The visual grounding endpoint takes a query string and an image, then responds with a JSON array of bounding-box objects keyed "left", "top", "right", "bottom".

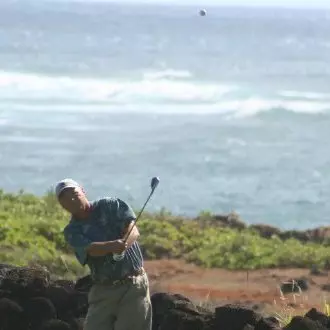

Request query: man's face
[{"left": 58, "top": 186, "right": 88, "bottom": 215}]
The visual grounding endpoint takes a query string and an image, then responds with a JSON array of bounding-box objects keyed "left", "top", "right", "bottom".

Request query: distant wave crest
[{"left": 0, "top": 70, "right": 329, "bottom": 117}]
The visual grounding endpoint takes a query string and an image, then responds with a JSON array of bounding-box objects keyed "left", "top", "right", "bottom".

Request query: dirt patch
[{"left": 145, "top": 259, "right": 330, "bottom": 314}]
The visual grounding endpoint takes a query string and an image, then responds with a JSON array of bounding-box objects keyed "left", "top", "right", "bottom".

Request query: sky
[{"left": 77, "top": 0, "right": 330, "bottom": 8}]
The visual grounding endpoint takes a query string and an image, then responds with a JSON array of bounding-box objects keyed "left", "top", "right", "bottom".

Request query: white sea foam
[{"left": 0, "top": 70, "right": 329, "bottom": 117}]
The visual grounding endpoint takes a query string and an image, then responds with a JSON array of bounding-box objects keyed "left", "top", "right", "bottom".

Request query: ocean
[{"left": 0, "top": 0, "right": 330, "bottom": 230}]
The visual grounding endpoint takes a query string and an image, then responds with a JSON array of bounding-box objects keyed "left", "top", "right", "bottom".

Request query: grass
[
  {"left": 1, "top": 189, "right": 330, "bottom": 280},
  {"left": 272, "top": 288, "right": 330, "bottom": 327}
]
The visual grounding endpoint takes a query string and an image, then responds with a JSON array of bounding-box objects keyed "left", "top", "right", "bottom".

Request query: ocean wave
[
  {"left": 219, "top": 98, "right": 330, "bottom": 118},
  {"left": 0, "top": 70, "right": 235, "bottom": 104},
  {"left": 142, "top": 69, "right": 193, "bottom": 80},
  {"left": 4, "top": 100, "right": 330, "bottom": 118},
  {"left": 277, "top": 90, "right": 330, "bottom": 101},
  {"left": 0, "top": 70, "right": 329, "bottom": 117}
]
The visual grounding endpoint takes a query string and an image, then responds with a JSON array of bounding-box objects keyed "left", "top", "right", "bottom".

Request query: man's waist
[{"left": 92, "top": 267, "right": 145, "bottom": 286}]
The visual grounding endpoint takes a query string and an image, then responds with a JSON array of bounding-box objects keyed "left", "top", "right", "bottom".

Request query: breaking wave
[{"left": 0, "top": 70, "right": 329, "bottom": 117}]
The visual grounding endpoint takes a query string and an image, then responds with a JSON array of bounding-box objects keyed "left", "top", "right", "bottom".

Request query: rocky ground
[{"left": 2, "top": 262, "right": 330, "bottom": 330}]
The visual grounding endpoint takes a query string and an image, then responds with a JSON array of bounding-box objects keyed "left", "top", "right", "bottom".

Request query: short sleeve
[
  {"left": 63, "top": 225, "right": 93, "bottom": 266},
  {"left": 116, "top": 199, "right": 136, "bottom": 231},
  {"left": 101, "top": 197, "right": 136, "bottom": 236}
]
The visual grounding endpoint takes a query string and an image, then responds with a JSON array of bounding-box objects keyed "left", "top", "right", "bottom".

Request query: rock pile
[
  {"left": 0, "top": 264, "right": 329, "bottom": 330},
  {"left": 0, "top": 264, "right": 87, "bottom": 330}
]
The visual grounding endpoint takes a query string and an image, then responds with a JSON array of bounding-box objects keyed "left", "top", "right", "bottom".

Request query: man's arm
[
  {"left": 64, "top": 226, "right": 127, "bottom": 262},
  {"left": 86, "top": 240, "right": 127, "bottom": 257},
  {"left": 122, "top": 221, "right": 140, "bottom": 249},
  {"left": 115, "top": 199, "right": 141, "bottom": 247}
]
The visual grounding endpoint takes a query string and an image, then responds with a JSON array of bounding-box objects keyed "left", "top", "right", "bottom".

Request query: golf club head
[{"left": 150, "top": 176, "right": 160, "bottom": 191}]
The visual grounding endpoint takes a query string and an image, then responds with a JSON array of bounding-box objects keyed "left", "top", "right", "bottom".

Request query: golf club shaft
[{"left": 123, "top": 188, "right": 155, "bottom": 243}]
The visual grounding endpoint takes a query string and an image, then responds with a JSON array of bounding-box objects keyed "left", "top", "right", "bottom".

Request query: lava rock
[
  {"left": 74, "top": 275, "right": 92, "bottom": 292},
  {"left": 0, "top": 297, "right": 26, "bottom": 330},
  {"left": 40, "top": 319, "right": 72, "bottom": 330},
  {"left": 320, "top": 284, "right": 330, "bottom": 291},
  {"left": 24, "top": 297, "right": 57, "bottom": 329},
  {"left": 305, "top": 308, "right": 330, "bottom": 328},
  {"left": 280, "top": 278, "right": 309, "bottom": 293},
  {"left": 255, "top": 316, "right": 281, "bottom": 330},
  {"left": 283, "top": 316, "right": 327, "bottom": 330},
  {"left": 151, "top": 292, "right": 213, "bottom": 330},
  {"left": 215, "top": 304, "right": 262, "bottom": 330}
]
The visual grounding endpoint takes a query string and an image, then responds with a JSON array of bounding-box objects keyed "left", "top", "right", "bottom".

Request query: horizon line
[{"left": 38, "top": 0, "right": 330, "bottom": 10}]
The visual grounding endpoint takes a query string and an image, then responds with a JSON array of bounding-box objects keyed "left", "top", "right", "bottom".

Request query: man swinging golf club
[{"left": 55, "top": 177, "right": 159, "bottom": 330}]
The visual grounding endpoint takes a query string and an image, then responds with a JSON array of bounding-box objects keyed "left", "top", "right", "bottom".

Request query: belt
[{"left": 94, "top": 267, "right": 145, "bottom": 286}]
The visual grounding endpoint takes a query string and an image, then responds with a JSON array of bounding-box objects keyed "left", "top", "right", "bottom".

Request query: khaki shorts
[{"left": 84, "top": 272, "right": 152, "bottom": 330}]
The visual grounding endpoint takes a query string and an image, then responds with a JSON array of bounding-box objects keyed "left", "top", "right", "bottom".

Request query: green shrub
[{"left": 1, "top": 189, "right": 329, "bottom": 278}]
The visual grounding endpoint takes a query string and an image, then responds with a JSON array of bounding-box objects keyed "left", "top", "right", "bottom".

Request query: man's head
[{"left": 55, "top": 179, "right": 90, "bottom": 217}]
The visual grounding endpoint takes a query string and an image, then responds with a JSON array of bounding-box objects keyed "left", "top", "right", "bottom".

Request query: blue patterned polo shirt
[{"left": 63, "top": 197, "right": 143, "bottom": 283}]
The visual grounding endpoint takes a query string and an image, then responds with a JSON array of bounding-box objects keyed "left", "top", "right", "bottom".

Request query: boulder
[
  {"left": 215, "top": 303, "right": 262, "bottom": 330},
  {"left": 213, "top": 212, "right": 247, "bottom": 230},
  {"left": 151, "top": 292, "right": 214, "bottom": 330},
  {"left": 305, "top": 308, "right": 330, "bottom": 328},
  {"left": 0, "top": 297, "right": 26, "bottom": 330},
  {"left": 250, "top": 224, "right": 282, "bottom": 239},
  {"left": 283, "top": 316, "right": 328, "bottom": 330},
  {"left": 255, "top": 316, "right": 281, "bottom": 330},
  {"left": 23, "top": 297, "right": 57, "bottom": 329},
  {"left": 280, "top": 278, "right": 309, "bottom": 294},
  {"left": 40, "top": 319, "right": 72, "bottom": 330}
]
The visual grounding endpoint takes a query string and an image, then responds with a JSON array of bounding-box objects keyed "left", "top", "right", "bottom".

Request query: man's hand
[{"left": 111, "top": 239, "right": 128, "bottom": 254}]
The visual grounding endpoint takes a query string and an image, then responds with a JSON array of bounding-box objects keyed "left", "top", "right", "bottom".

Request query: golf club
[{"left": 112, "top": 176, "right": 160, "bottom": 261}]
